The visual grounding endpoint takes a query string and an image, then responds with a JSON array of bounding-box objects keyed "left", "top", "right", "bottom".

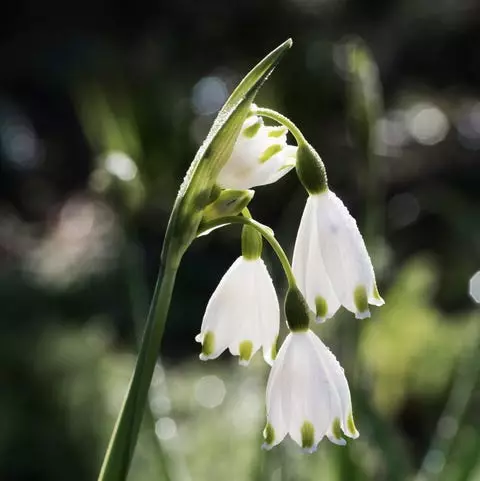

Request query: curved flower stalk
[
  {"left": 196, "top": 254, "right": 279, "bottom": 365},
  {"left": 263, "top": 329, "right": 359, "bottom": 452},
  {"left": 292, "top": 189, "right": 384, "bottom": 322},
  {"left": 217, "top": 112, "right": 297, "bottom": 189},
  {"left": 255, "top": 108, "right": 384, "bottom": 322}
]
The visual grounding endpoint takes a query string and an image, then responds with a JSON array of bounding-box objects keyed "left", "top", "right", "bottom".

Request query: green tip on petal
[
  {"left": 347, "top": 412, "right": 359, "bottom": 438},
  {"left": 263, "top": 423, "right": 275, "bottom": 446},
  {"left": 268, "top": 126, "right": 288, "bottom": 138},
  {"left": 243, "top": 119, "right": 262, "bottom": 138},
  {"left": 332, "top": 418, "right": 342, "bottom": 440},
  {"left": 278, "top": 162, "right": 295, "bottom": 172},
  {"left": 201, "top": 331, "right": 215, "bottom": 357},
  {"left": 354, "top": 285, "right": 369, "bottom": 316},
  {"left": 328, "top": 417, "right": 346, "bottom": 446},
  {"left": 372, "top": 283, "right": 385, "bottom": 305},
  {"left": 315, "top": 296, "right": 328, "bottom": 321},
  {"left": 271, "top": 336, "right": 278, "bottom": 361},
  {"left": 259, "top": 144, "right": 283, "bottom": 163},
  {"left": 301, "top": 421, "right": 315, "bottom": 451},
  {"left": 239, "top": 340, "right": 253, "bottom": 365}
]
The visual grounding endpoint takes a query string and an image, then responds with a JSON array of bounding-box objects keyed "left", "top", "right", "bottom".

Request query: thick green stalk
[
  {"left": 122, "top": 242, "right": 180, "bottom": 481},
  {"left": 98, "top": 255, "right": 180, "bottom": 481}
]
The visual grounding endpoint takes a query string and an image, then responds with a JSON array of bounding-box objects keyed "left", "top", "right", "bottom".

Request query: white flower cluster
[{"left": 196, "top": 110, "right": 383, "bottom": 452}]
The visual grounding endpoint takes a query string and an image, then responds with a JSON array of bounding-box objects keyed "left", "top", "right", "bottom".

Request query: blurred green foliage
[{"left": 1, "top": 0, "right": 480, "bottom": 480}]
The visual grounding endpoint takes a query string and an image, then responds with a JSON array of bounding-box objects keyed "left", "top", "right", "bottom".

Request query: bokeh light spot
[
  {"left": 406, "top": 103, "right": 449, "bottom": 145},
  {"left": 0, "top": 115, "right": 40, "bottom": 169},
  {"left": 376, "top": 110, "right": 409, "bottom": 151},
  {"left": 104, "top": 151, "right": 138, "bottom": 181},
  {"left": 468, "top": 271, "right": 480, "bottom": 303},
  {"left": 456, "top": 102, "right": 480, "bottom": 150},
  {"left": 149, "top": 392, "right": 171, "bottom": 416},
  {"left": 194, "top": 375, "right": 226, "bottom": 409},
  {"left": 423, "top": 449, "right": 445, "bottom": 475},
  {"left": 192, "top": 76, "right": 228, "bottom": 116},
  {"left": 155, "top": 417, "right": 177, "bottom": 441}
]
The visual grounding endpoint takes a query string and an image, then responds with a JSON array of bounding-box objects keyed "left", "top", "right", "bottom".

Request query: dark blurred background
[{"left": 1, "top": 1, "right": 479, "bottom": 480}]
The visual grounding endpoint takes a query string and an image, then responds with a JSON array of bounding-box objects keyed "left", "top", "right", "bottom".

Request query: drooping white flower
[
  {"left": 216, "top": 114, "right": 297, "bottom": 190},
  {"left": 263, "top": 330, "right": 359, "bottom": 452},
  {"left": 196, "top": 256, "right": 279, "bottom": 365},
  {"left": 292, "top": 190, "right": 384, "bottom": 322}
]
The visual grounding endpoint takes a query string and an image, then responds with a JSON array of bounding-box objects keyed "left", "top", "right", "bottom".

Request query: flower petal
[
  {"left": 314, "top": 191, "right": 377, "bottom": 318},
  {"left": 311, "top": 331, "right": 359, "bottom": 439},
  {"left": 264, "top": 330, "right": 357, "bottom": 451},
  {"left": 292, "top": 197, "right": 340, "bottom": 322},
  {"left": 264, "top": 334, "right": 292, "bottom": 448},
  {"left": 199, "top": 256, "right": 279, "bottom": 365}
]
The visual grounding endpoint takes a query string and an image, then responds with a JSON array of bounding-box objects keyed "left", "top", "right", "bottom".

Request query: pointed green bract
[
  {"left": 201, "top": 189, "right": 254, "bottom": 224},
  {"left": 301, "top": 421, "right": 315, "bottom": 449},
  {"left": 162, "top": 38, "right": 293, "bottom": 266}
]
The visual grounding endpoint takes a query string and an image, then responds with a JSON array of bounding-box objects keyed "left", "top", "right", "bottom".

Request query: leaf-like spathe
[{"left": 163, "top": 39, "right": 293, "bottom": 264}]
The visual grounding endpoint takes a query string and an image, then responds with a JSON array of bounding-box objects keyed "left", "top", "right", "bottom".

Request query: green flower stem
[
  {"left": 256, "top": 108, "right": 329, "bottom": 194},
  {"left": 255, "top": 107, "right": 307, "bottom": 146},
  {"left": 98, "top": 256, "right": 180, "bottom": 481},
  {"left": 198, "top": 215, "right": 296, "bottom": 288}
]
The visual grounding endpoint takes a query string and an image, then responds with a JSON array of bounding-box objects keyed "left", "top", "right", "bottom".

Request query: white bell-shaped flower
[
  {"left": 292, "top": 190, "right": 384, "bottom": 322},
  {"left": 217, "top": 114, "right": 297, "bottom": 190},
  {"left": 263, "top": 330, "right": 359, "bottom": 452},
  {"left": 196, "top": 256, "right": 279, "bottom": 365}
]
